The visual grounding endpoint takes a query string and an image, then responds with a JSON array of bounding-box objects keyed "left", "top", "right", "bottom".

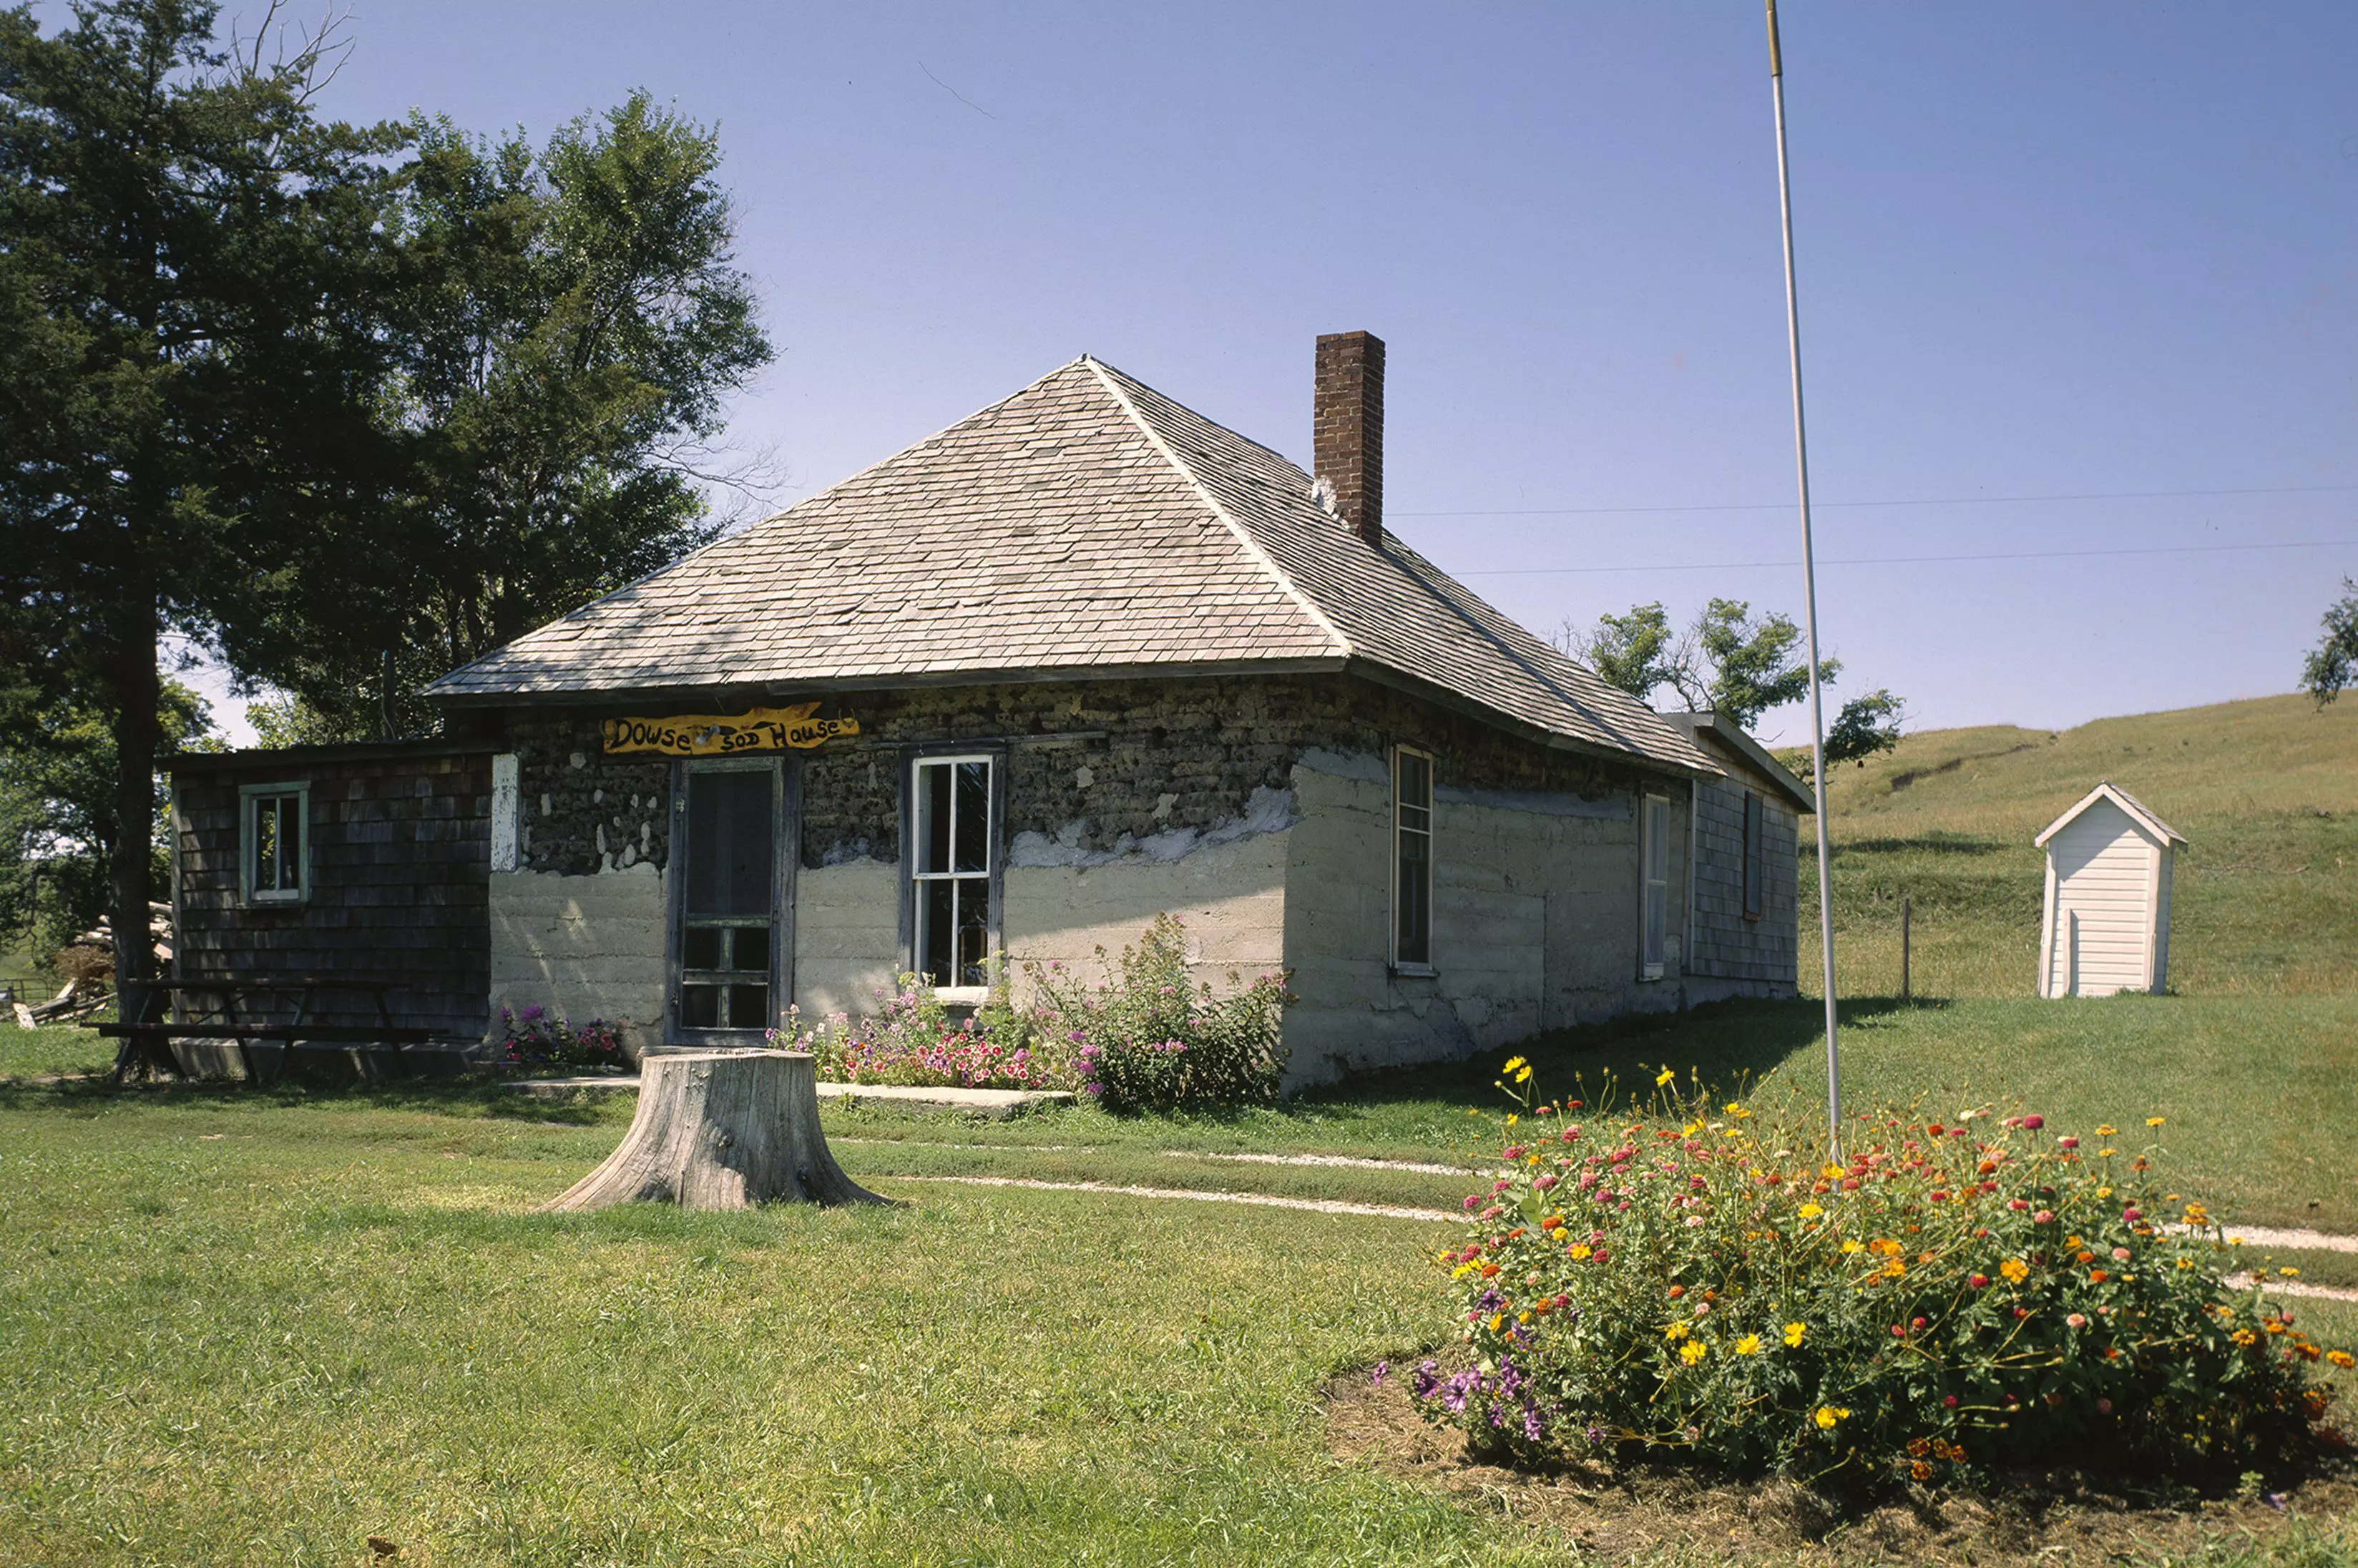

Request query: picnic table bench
[{"left": 99, "top": 976, "right": 447, "bottom": 1086}]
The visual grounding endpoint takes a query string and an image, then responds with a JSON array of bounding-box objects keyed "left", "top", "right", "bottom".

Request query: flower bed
[
  {"left": 497, "top": 1005, "right": 629, "bottom": 1072},
  {"left": 769, "top": 977, "right": 1063, "bottom": 1091},
  {"left": 1414, "top": 1062, "right": 2349, "bottom": 1491}
]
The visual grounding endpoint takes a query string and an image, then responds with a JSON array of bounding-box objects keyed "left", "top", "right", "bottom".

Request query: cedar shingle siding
[
  {"left": 172, "top": 745, "right": 494, "bottom": 1034},
  {"left": 1687, "top": 774, "right": 1800, "bottom": 984}
]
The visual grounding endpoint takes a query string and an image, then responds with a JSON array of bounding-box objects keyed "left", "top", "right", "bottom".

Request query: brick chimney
[{"left": 1313, "top": 330, "right": 1385, "bottom": 548}]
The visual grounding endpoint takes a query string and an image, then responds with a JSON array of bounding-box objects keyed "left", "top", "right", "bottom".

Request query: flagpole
[{"left": 1766, "top": 0, "right": 1844, "bottom": 1159}]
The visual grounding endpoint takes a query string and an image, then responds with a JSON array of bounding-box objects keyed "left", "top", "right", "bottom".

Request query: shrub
[
  {"left": 1026, "top": 913, "right": 1288, "bottom": 1113},
  {"left": 768, "top": 969, "right": 1065, "bottom": 1091},
  {"left": 497, "top": 1004, "right": 628, "bottom": 1072},
  {"left": 1414, "top": 1063, "right": 2348, "bottom": 1491}
]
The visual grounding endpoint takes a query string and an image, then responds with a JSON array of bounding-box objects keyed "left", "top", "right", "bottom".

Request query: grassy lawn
[
  {"left": 1793, "top": 694, "right": 2358, "bottom": 999},
  {"left": 6, "top": 1077, "right": 2358, "bottom": 1567},
  {"left": 0, "top": 1019, "right": 119, "bottom": 1081}
]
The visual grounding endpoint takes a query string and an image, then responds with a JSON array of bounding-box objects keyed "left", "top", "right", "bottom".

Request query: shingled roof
[{"left": 427, "top": 357, "right": 1713, "bottom": 775}]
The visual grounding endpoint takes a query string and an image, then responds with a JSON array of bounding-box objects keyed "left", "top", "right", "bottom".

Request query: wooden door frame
[{"left": 664, "top": 754, "right": 801, "bottom": 1047}]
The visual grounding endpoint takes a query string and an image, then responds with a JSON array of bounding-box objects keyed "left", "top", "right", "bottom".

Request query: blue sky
[{"left": 184, "top": 2, "right": 2358, "bottom": 745}]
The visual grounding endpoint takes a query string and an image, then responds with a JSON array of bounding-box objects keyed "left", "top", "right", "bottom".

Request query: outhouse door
[{"left": 667, "top": 756, "right": 798, "bottom": 1044}]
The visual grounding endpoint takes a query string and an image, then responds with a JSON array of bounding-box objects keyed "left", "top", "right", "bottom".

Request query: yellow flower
[
  {"left": 2097, "top": 1186, "right": 2113, "bottom": 1198},
  {"left": 2329, "top": 1351, "right": 2354, "bottom": 1369},
  {"left": 1882, "top": 1259, "right": 1907, "bottom": 1278},
  {"left": 2000, "top": 1258, "right": 2030, "bottom": 1284},
  {"left": 1570, "top": 1244, "right": 1593, "bottom": 1260},
  {"left": 1503, "top": 1056, "right": 1527, "bottom": 1074},
  {"left": 1798, "top": 1203, "right": 1824, "bottom": 1220},
  {"left": 1734, "top": 1334, "right": 1763, "bottom": 1356},
  {"left": 1452, "top": 1264, "right": 1475, "bottom": 1280},
  {"left": 1506, "top": 1114, "right": 1519, "bottom": 1127},
  {"left": 2096, "top": 1124, "right": 2118, "bottom": 1137},
  {"left": 1841, "top": 1240, "right": 1865, "bottom": 1255},
  {"left": 2147, "top": 1117, "right": 2166, "bottom": 1128},
  {"left": 1814, "top": 1405, "right": 1846, "bottom": 1430},
  {"left": 1680, "top": 1340, "right": 1707, "bottom": 1365},
  {"left": 1516, "top": 1065, "right": 1533, "bottom": 1084},
  {"left": 1784, "top": 1322, "right": 1806, "bottom": 1347},
  {"left": 1519, "top": 1310, "right": 1534, "bottom": 1324},
  {"left": 2281, "top": 1268, "right": 2302, "bottom": 1278},
  {"left": 1489, "top": 1313, "right": 1506, "bottom": 1333},
  {"left": 1664, "top": 1321, "right": 1691, "bottom": 1341},
  {"left": 1655, "top": 1067, "right": 1678, "bottom": 1087},
  {"left": 1822, "top": 1165, "right": 1845, "bottom": 1181}
]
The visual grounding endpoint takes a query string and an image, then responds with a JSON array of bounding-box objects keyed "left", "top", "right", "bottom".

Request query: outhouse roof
[
  {"left": 425, "top": 356, "right": 1714, "bottom": 776},
  {"left": 2033, "top": 781, "right": 2187, "bottom": 849}
]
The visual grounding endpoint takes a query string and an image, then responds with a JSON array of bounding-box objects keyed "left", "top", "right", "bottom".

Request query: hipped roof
[{"left": 426, "top": 356, "right": 1713, "bottom": 776}]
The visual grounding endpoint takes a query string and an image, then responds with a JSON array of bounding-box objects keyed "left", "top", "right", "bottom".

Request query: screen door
[{"left": 675, "top": 762, "right": 781, "bottom": 1034}]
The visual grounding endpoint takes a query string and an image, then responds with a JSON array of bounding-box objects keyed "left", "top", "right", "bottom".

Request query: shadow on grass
[
  {"left": 0, "top": 1070, "right": 628, "bottom": 1127},
  {"left": 1836, "top": 831, "right": 2008, "bottom": 857},
  {"left": 1289, "top": 996, "right": 1943, "bottom": 1121}
]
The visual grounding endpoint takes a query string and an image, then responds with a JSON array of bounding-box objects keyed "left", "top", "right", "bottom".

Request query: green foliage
[
  {"left": 1825, "top": 687, "right": 1909, "bottom": 766},
  {"left": 772, "top": 966, "right": 1070, "bottom": 1090},
  {"left": 2301, "top": 577, "right": 2358, "bottom": 707},
  {"left": 254, "top": 96, "right": 774, "bottom": 737},
  {"left": 0, "top": 0, "right": 404, "bottom": 989},
  {"left": 1029, "top": 913, "right": 1290, "bottom": 1113},
  {"left": 0, "top": 678, "right": 216, "bottom": 957},
  {"left": 1566, "top": 602, "right": 1678, "bottom": 701},
  {"left": 1564, "top": 597, "right": 1877, "bottom": 735},
  {"left": 1417, "top": 1069, "right": 2348, "bottom": 1491}
]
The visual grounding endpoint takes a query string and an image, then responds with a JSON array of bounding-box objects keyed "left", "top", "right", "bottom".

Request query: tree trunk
[
  {"left": 546, "top": 1050, "right": 885, "bottom": 1212},
  {"left": 108, "top": 591, "right": 160, "bottom": 1032}
]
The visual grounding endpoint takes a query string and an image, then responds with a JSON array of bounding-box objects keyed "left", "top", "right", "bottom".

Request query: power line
[
  {"left": 1396, "top": 481, "right": 2358, "bottom": 520},
  {"left": 1453, "top": 536, "right": 2358, "bottom": 577}
]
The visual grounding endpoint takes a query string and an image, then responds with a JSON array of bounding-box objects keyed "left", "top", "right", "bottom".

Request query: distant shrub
[
  {"left": 1414, "top": 1065, "right": 2348, "bottom": 1491},
  {"left": 1027, "top": 913, "right": 1288, "bottom": 1113},
  {"left": 770, "top": 969, "right": 1065, "bottom": 1092},
  {"left": 497, "top": 1005, "right": 628, "bottom": 1072}
]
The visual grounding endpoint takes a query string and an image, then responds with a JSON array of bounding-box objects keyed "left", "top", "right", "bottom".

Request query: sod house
[{"left": 172, "top": 334, "right": 1809, "bottom": 1083}]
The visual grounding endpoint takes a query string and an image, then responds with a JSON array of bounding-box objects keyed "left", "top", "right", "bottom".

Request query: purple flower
[{"left": 1371, "top": 1361, "right": 1389, "bottom": 1386}]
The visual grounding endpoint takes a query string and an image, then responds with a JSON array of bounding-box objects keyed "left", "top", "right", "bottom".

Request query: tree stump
[{"left": 545, "top": 1049, "right": 885, "bottom": 1212}]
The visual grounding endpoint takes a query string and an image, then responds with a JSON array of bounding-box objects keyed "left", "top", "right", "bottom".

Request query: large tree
[
  {"left": 0, "top": 0, "right": 401, "bottom": 1012},
  {"left": 1562, "top": 597, "right": 1905, "bottom": 761},
  {"left": 241, "top": 97, "right": 773, "bottom": 738}
]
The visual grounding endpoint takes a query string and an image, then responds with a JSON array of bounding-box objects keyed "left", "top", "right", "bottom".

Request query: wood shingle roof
[{"left": 427, "top": 356, "right": 1713, "bottom": 775}]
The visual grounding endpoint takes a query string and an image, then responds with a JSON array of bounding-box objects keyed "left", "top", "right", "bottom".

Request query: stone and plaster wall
[
  {"left": 482, "top": 672, "right": 1698, "bottom": 1065},
  {"left": 1280, "top": 750, "right": 1688, "bottom": 1087},
  {"left": 486, "top": 866, "right": 668, "bottom": 1057}
]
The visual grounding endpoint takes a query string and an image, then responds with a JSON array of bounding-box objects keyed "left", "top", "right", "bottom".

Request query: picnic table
[{"left": 98, "top": 976, "right": 444, "bottom": 1086}]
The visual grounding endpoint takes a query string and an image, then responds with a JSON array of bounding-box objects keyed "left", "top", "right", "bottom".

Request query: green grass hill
[{"left": 1791, "top": 692, "right": 2358, "bottom": 999}]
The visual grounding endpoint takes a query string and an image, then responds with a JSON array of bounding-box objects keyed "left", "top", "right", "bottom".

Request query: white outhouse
[{"left": 2034, "top": 783, "right": 2186, "bottom": 999}]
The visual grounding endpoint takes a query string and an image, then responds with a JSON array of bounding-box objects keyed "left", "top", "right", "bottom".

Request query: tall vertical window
[
  {"left": 679, "top": 764, "right": 776, "bottom": 1032},
  {"left": 1742, "top": 792, "right": 1766, "bottom": 921},
  {"left": 914, "top": 755, "right": 993, "bottom": 989},
  {"left": 242, "top": 784, "right": 308, "bottom": 904},
  {"left": 1392, "top": 747, "right": 1433, "bottom": 969},
  {"left": 1640, "top": 793, "right": 1670, "bottom": 979}
]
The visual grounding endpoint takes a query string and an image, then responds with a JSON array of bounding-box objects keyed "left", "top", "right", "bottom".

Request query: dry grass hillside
[{"left": 1789, "top": 692, "right": 2358, "bottom": 998}]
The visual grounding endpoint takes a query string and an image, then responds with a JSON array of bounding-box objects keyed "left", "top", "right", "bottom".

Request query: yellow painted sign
[{"left": 602, "top": 703, "right": 859, "bottom": 757}]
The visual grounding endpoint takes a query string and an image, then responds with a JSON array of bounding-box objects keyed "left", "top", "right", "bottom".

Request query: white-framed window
[
  {"left": 1391, "top": 745, "right": 1434, "bottom": 971},
  {"left": 911, "top": 754, "right": 994, "bottom": 993},
  {"left": 1742, "top": 791, "right": 1766, "bottom": 921},
  {"left": 240, "top": 782, "right": 309, "bottom": 905},
  {"left": 1640, "top": 793, "right": 1670, "bottom": 979}
]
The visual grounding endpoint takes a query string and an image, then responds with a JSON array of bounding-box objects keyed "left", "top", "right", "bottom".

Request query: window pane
[
  {"left": 730, "top": 925, "right": 770, "bottom": 972},
  {"left": 955, "top": 876, "right": 989, "bottom": 985},
  {"left": 953, "top": 760, "right": 990, "bottom": 873},
  {"left": 1398, "top": 751, "right": 1431, "bottom": 810},
  {"left": 726, "top": 984, "right": 770, "bottom": 1029},
  {"left": 681, "top": 984, "right": 721, "bottom": 1028},
  {"left": 685, "top": 769, "right": 774, "bottom": 916},
  {"left": 1645, "top": 880, "right": 1667, "bottom": 965},
  {"left": 253, "top": 799, "right": 280, "bottom": 893},
  {"left": 918, "top": 763, "right": 952, "bottom": 875},
  {"left": 1396, "top": 842, "right": 1431, "bottom": 966},
  {"left": 920, "top": 878, "right": 956, "bottom": 986},
  {"left": 683, "top": 926, "right": 722, "bottom": 971},
  {"left": 278, "top": 798, "right": 300, "bottom": 891}
]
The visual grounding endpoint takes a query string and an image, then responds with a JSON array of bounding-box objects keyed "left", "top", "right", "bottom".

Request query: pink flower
[
  {"left": 2034, "top": 1209, "right": 2055, "bottom": 1225},
  {"left": 2023, "top": 1114, "right": 2044, "bottom": 1130},
  {"left": 2058, "top": 1136, "right": 2080, "bottom": 1149},
  {"left": 2066, "top": 1313, "right": 2088, "bottom": 1329}
]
